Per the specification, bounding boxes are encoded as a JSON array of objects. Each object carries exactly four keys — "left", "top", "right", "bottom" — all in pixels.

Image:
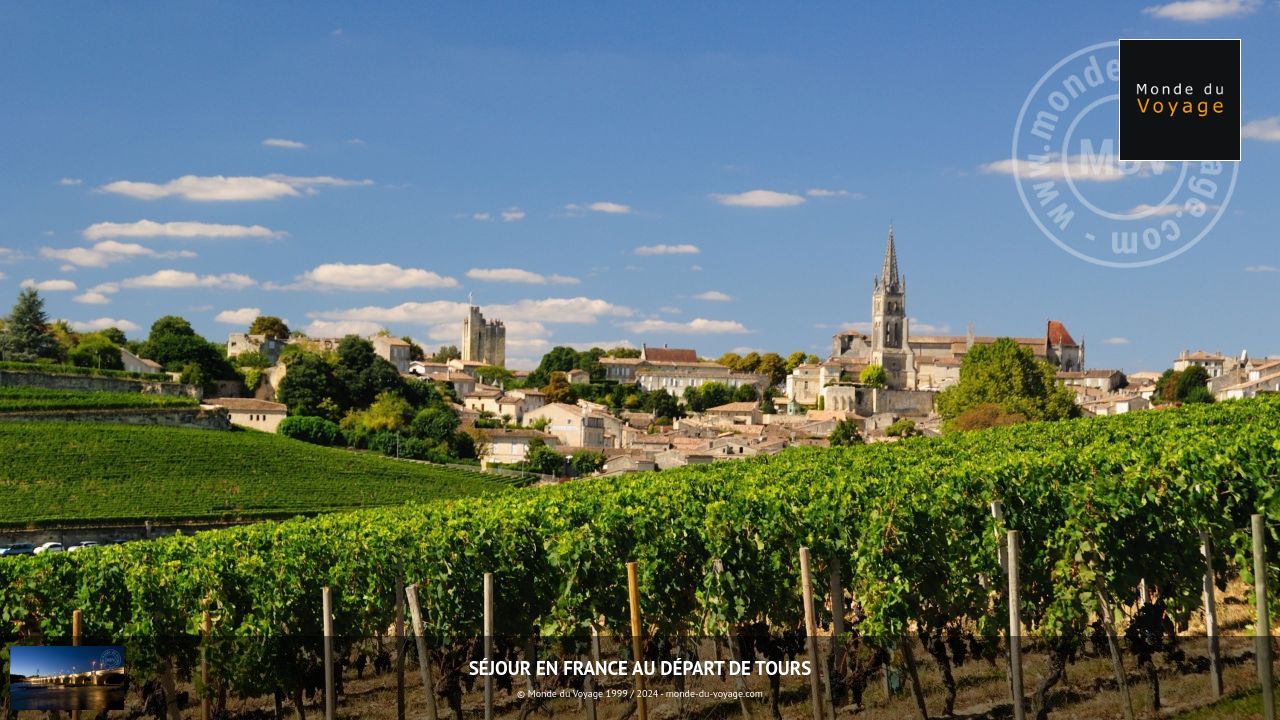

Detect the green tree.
[
  {"left": 528, "top": 346, "right": 579, "bottom": 387},
  {"left": 428, "top": 345, "right": 461, "bottom": 363},
  {"left": 335, "top": 335, "right": 404, "bottom": 408},
  {"left": 524, "top": 438, "right": 565, "bottom": 476},
  {"left": 570, "top": 450, "right": 606, "bottom": 476},
  {"left": 885, "top": 418, "right": 920, "bottom": 437},
  {"left": 732, "top": 384, "right": 758, "bottom": 402},
  {"left": 828, "top": 418, "right": 864, "bottom": 446},
  {"left": 278, "top": 352, "right": 344, "bottom": 420},
  {"left": 757, "top": 352, "right": 787, "bottom": 386},
  {"left": 230, "top": 350, "right": 270, "bottom": 369},
  {"left": 646, "top": 389, "right": 685, "bottom": 422},
  {"left": 860, "top": 364, "right": 887, "bottom": 389},
  {"left": 0, "top": 288, "right": 60, "bottom": 362},
  {"left": 142, "top": 315, "right": 237, "bottom": 388},
  {"left": 354, "top": 391, "right": 415, "bottom": 432},
  {"left": 785, "top": 351, "right": 808, "bottom": 374},
  {"left": 1175, "top": 365, "right": 1213, "bottom": 403},
  {"left": 543, "top": 371, "right": 578, "bottom": 404},
  {"left": 410, "top": 406, "right": 460, "bottom": 443},
  {"left": 949, "top": 403, "right": 1027, "bottom": 431},
  {"left": 67, "top": 332, "right": 124, "bottom": 370},
  {"left": 475, "top": 365, "right": 515, "bottom": 386},
  {"left": 248, "top": 315, "right": 290, "bottom": 339},
  {"left": 684, "top": 382, "right": 733, "bottom": 412},
  {"left": 99, "top": 327, "right": 128, "bottom": 346},
  {"left": 401, "top": 336, "right": 425, "bottom": 362},
  {"left": 935, "top": 338, "right": 1079, "bottom": 431}
]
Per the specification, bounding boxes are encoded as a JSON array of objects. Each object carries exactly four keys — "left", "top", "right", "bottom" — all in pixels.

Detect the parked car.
[
  {"left": 68, "top": 541, "right": 100, "bottom": 553},
  {"left": 33, "top": 542, "right": 64, "bottom": 554},
  {"left": 0, "top": 542, "right": 35, "bottom": 556}
]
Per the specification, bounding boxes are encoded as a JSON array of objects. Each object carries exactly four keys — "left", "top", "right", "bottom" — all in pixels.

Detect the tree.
[
  {"left": 410, "top": 406, "right": 460, "bottom": 443},
  {"left": 354, "top": 392, "right": 415, "bottom": 432},
  {"left": 570, "top": 450, "right": 606, "bottom": 476},
  {"left": 543, "top": 371, "right": 578, "bottom": 404},
  {"left": 278, "top": 416, "right": 345, "bottom": 446},
  {"left": 428, "top": 345, "right": 461, "bottom": 363},
  {"left": 949, "top": 403, "right": 1027, "bottom": 432},
  {"left": 859, "top": 364, "right": 887, "bottom": 389},
  {"left": 142, "top": 315, "right": 237, "bottom": 389},
  {"left": 759, "top": 387, "right": 777, "bottom": 415},
  {"left": 935, "top": 338, "right": 1079, "bottom": 431},
  {"left": 785, "top": 351, "right": 808, "bottom": 374},
  {"left": 248, "top": 315, "right": 290, "bottom": 339},
  {"left": 646, "top": 390, "right": 685, "bottom": 422},
  {"left": 401, "top": 336, "right": 425, "bottom": 362},
  {"left": 732, "top": 384, "right": 758, "bottom": 402},
  {"left": 885, "top": 418, "right": 920, "bottom": 438},
  {"left": 230, "top": 350, "right": 270, "bottom": 369},
  {"left": 335, "top": 335, "right": 404, "bottom": 408},
  {"left": 828, "top": 418, "right": 864, "bottom": 446},
  {"left": 475, "top": 365, "right": 515, "bottom": 387},
  {"left": 68, "top": 332, "right": 124, "bottom": 370},
  {"left": 1175, "top": 365, "right": 1213, "bottom": 403},
  {"left": 684, "top": 382, "right": 733, "bottom": 412},
  {"left": 278, "top": 352, "right": 344, "bottom": 420},
  {"left": 0, "top": 288, "right": 60, "bottom": 362},
  {"left": 49, "top": 320, "right": 79, "bottom": 361},
  {"left": 99, "top": 327, "right": 128, "bottom": 346},
  {"left": 757, "top": 352, "right": 787, "bottom": 387},
  {"left": 524, "top": 438, "right": 565, "bottom": 476},
  {"left": 527, "top": 346, "right": 579, "bottom": 387}
]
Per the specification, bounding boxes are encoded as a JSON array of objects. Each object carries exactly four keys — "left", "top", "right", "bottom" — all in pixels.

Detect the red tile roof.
[
  {"left": 1047, "top": 320, "right": 1076, "bottom": 347},
  {"left": 641, "top": 346, "right": 699, "bottom": 363}
]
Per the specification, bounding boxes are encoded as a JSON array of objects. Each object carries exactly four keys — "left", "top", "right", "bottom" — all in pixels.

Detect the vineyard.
[
  {"left": 0, "top": 423, "right": 512, "bottom": 527},
  {"left": 0, "top": 386, "right": 198, "bottom": 412},
  {"left": 0, "top": 360, "right": 168, "bottom": 381},
  {"left": 3, "top": 397, "right": 1280, "bottom": 719}
]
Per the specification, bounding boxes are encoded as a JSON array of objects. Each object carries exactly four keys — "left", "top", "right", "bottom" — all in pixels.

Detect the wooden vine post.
[
  {"left": 713, "top": 559, "right": 754, "bottom": 720},
  {"left": 484, "top": 572, "right": 495, "bottom": 720},
  {"left": 72, "top": 609, "right": 82, "bottom": 720},
  {"left": 1201, "top": 531, "right": 1222, "bottom": 699},
  {"left": 395, "top": 579, "right": 407, "bottom": 720},
  {"left": 201, "top": 609, "right": 212, "bottom": 720},
  {"left": 1006, "top": 530, "right": 1025, "bottom": 720},
  {"left": 404, "top": 584, "right": 440, "bottom": 720},
  {"left": 1254, "top": 514, "right": 1275, "bottom": 720},
  {"left": 323, "top": 586, "right": 335, "bottom": 720},
  {"left": 626, "top": 561, "right": 649, "bottom": 720},
  {"left": 798, "top": 547, "right": 824, "bottom": 720}
]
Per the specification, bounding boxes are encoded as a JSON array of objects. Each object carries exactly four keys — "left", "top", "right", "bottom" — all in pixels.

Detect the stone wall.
[
  {"left": 0, "top": 405, "right": 231, "bottom": 430},
  {"left": 0, "top": 518, "right": 261, "bottom": 548},
  {"left": 0, "top": 369, "right": 200, "bottom": 398},
  {"left": 869, "top": 388, "right": 936, "bottom": 416}
]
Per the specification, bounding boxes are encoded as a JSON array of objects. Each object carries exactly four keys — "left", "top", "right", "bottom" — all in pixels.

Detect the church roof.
[
  {"left": 876, "top": 225, "right": 902, "bottom": 293},
  {"left": 1047, "top": 320, "right": 1077, "bottom": 347},
  {"left": 641, "top": 345, "right": 700, "bottom": 363}
]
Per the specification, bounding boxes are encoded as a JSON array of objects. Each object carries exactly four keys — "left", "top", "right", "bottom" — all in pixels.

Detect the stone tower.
[
  {"left": 461, "top": 304, "right": 506, "bottom": 367},
  {"left": 869, "top": 225, "right": 914, "bottom": 390}
]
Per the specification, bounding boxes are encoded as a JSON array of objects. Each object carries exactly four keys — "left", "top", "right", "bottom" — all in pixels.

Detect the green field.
[
  {"left": 0, "top": 386, "right": 198, "bottom": 412},
  {"left": 0, "top": 422, "right": 512, "bottom": 527}
]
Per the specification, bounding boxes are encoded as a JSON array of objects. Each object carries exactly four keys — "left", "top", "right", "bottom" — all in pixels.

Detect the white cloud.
[
  {"left": 658, "top": 306, "right": 682, "bottom": 315},
  {"left": 806, "top": 188, "right": 864, "bottom": 199},
  {"left": 73, "top": 291, "right": 111, "bottom": 305},
  {"left": 262, "top": 138, "right": 307, "bottom": 149},
  {"left": 466, "top": 268, "right": 579, "bottom": 285},
  {"left": 303, "top": 319, "right": 385, "bottom": 337},
  {"left": 1242, "top": 117, "right": 1280, "bottom": 142},
  {"left": 980, "top": 154, "right": 1171, "bottom": 183},
  {"left": 589, "top": 201, "right": 632, "bottom": 215},
  {"left": 69, "top": 317, "right": 140, "bottom": 332},
  {"left": 122, "top": 270, "right": 255, "bottom": 290},
  {"left": 0, "top": 271, "right": 5, "bottom": 280},
  {"left": 472, "top": 212, "right": 492, "bottom": 221},
  {"left": 59, "top": 177, "right": 83, "bottom": 186},
  {"left": 215, "top": 307, "right": 263, "bottom": 325},
  {"left": 1126, "top": 202, "right": 1221, "bottom": 217},
  {"left": 345, "top": 138, "right": 366, "bottom": 145},
  {"left": 279, "top": 263, "right": 459, "bottom": 291},
  {"left": 310, "top": 297, "right": 632, "bottom": 327},
  {"left": 41, "top": 241, "right": 196, "bottom": 268},
  {"left": 0, "top": 247, "right": 26, "bottom": 263},
  {"left": 1245, "top": 265, "right": 1279, "bottom": 273},
  {"left": 566, "top": 339, "right": 635, "bottom": 351},
  {"left": 620, "top": 318, "right": 749, "bottom": 335},
  {"left": 1143, "top": 0, "right": 1259, "bottom": 21},
  {"left": 1103, "top": 337, "right": 1132, "bottom": 345},
  {"left": 635, "top": 244, "right": 700, "bottom": 256},
  {"left": 694, "top": 290, "right": 733, "bottom": 302},
  {"left": 84, "top": 219, "right": 282, "bottom": 241},
  {"left": 711, "top": 189, "right": 806, "bottom": 208},
  {"left": 501, "top": 207, "right": 526, "bottom": 222},
  {"left": 99, "top": 174, "right": 372, "bottom": 201},
  {"left": 20, "top": 278, "right": 77, "bottom": 292}
]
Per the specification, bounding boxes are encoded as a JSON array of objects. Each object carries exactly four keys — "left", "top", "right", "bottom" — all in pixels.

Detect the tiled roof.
[
  {"left": 208, "top": 397, "right": 287, "bottom": 412},
  {"left": 641, "top": 346, "right": 699, "bottom": 363},
  {"left": 1046, "top": 320, "right": 1077, "bottom": 347}
]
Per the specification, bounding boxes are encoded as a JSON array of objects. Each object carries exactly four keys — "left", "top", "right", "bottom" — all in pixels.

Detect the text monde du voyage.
[{"left": 1134, "top": 82, "right": 1228, "bottom": 118}]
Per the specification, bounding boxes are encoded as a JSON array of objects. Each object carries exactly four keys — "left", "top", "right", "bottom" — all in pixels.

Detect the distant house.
[
  {"left": 600, "top": 344, "right": 768, "bottom": 393},
  {"left": 371, "top": 336, "right": 412, "bottom": 373},
  {"left": 227, "top": 333, "right": 288, "bottom": 365},
  {"left": 565, "top": 368, "right": 591, "bottom": 385},
  {"left": 478, "top": 428, "right": 559, "bottom": 466},
  {"left": 119, "top": 348, "right": 163, "bottom": 375},
  {"left": 704, "top": 401, "right": 763, "bottom": 426},
  {"left": 208, "top": 397, "right": 288, "bottom": 432},
  {"left": 1058, "top": 369, "right": 1126, "bottom": 392},
  {"left": 1173, "top": 350, "right": 1233, "bottom": 378},
  {"left": 524, "top": 403, "right": 609, "bottom": 448}
]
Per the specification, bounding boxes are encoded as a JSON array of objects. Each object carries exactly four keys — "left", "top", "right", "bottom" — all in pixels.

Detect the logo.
[
  {"left": 1011, "top": 41, "right": 1238, "bottom": 268},
  {"left": 99, "top": 648, "right": 123, "bottom": 670}
]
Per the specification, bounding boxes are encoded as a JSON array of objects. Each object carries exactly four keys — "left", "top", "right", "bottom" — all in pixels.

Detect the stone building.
[
  {"left": 461, "top": 303, "right": 506, "bottom": 367},
  {"left": 207, "top": 397, "right": 288, "bottom": 433}
]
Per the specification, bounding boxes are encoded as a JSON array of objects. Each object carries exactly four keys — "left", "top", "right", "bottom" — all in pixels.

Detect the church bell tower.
[{"left": 869, "top": 225, "right": 913, "bottom": 390}]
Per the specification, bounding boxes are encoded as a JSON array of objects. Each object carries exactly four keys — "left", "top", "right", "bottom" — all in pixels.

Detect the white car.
[
  {"left": 68, "top": 541, "right": 100, "bottom": 553},
  {"left": 33, "top": 542, "right": 64, "bottom": 555}
]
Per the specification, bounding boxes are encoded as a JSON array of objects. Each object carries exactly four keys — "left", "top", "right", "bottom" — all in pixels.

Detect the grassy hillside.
[
  {"left": 0, "top": 386, "right": 197, "bottom": 412},
  {"left": 0, "top": 422, "right": 511, "bottom": 527}
]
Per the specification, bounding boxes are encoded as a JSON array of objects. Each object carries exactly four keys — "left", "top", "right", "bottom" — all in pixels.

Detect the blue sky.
[
  {"left": 0, "top": 2, "right": 1276, "bottom": 371},
  {"left": 9, "top": 645, "right": 123, "bottom": 677}
]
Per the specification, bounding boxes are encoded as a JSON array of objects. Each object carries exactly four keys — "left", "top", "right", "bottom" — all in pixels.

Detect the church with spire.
[{"left": 790, "top": 225, "right": 1084, "bottom": 405}]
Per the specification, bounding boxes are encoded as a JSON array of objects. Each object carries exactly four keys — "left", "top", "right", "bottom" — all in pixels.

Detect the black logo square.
[{"left": 1119, "top": 39, "right": 1240, "bottom": 161}]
